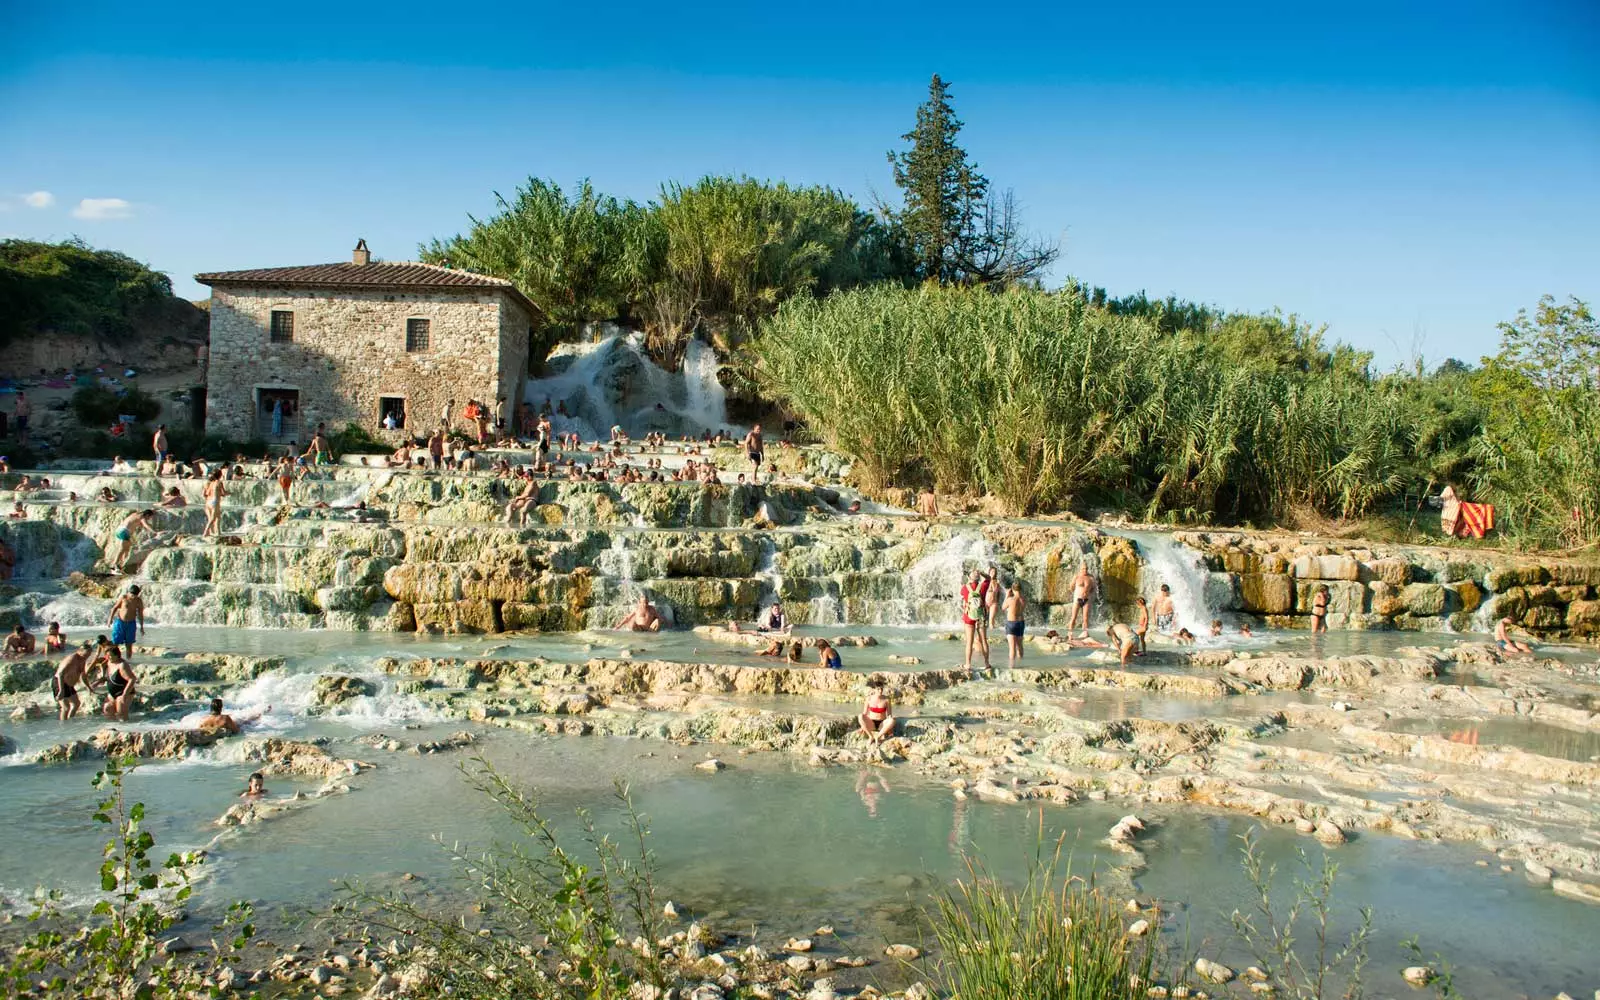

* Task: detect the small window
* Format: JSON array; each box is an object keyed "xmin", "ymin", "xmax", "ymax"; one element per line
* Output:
[
  {"xmin": 379, "ymin": 397, "xmax": 406, "ymax": 430},
  {"xmin": 269, "ymin": 310, "xmax": 295, "ymax": 344},
  {"xmin": 406, "ymin": 318, "xmax": 431, "ymax": 352}
]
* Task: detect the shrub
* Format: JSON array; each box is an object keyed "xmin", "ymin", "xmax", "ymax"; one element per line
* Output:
[
  {"xmin": 922, "ymin": 844, "xmax": 1158, "ymax": 1000},
  {"xmin": 1, "ymin": 756, "xmax": 255, "ymax": 999},
  {"xmin": 70, "ymin": 385, "xmax": 161, "ymax": 429},
  {"xmin": 333, "ymin": 758, "xmax": 668, "ymax": 1000}
]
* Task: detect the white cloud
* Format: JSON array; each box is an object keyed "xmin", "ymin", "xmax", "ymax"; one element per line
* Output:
[
  {"xmin": 72, "ymin": 197, "xmax": 134, "ymax": 220},
  {"xmin": 23, "ymin": 191, "xmax": 55, "ymax": 209}
]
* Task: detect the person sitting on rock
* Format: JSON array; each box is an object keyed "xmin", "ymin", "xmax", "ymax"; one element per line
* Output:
[
  {"xmin": 158, "ymin": 486, "xmax": 187, "ymax": 508},
  {"xmin": 45, "ymin": 621, "xmax": 64, "ymax": 652},
  {"xmin": 759, "ymin": 602, "xmax": 788, "ymax": 633},
  {"xmin": 616, "ymin": 595, "xmax": 663, "ymax": 632},
  {"xmin": 4, "ymin": 623, "xmax": 36, "ymax": 658},
  {"xmin": 859, "ymin": 677, "xmax": 895, "ymax": 744},
  {"xmin": 817, "ymin": 638, "xmax": 842, "ymax": 671},
  {"xmin": 1495, "ymin": 616, "xmax": 1534, "ymax": 656},
  {"xmin": 7, "ymin": 501, "xmax": 23, "ymax": 520},
  {"xmin": 505, "ymin": 476, "xmax": 539, "ymax": 526}
]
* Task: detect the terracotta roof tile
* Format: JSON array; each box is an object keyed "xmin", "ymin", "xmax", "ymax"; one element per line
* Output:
[{"xmin": 195, "ymin": 262, "xmax": 541, "ymax": 317}]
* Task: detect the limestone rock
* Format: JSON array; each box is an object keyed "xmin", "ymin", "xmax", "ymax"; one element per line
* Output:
[
  {"xmin": 1314, "ymin": 820, "xmax": 1346, "ymax": 845},
  {"xmin": 884, "ymin": 944, "xmax": 920, "ymax": 960},
  {"xmin": 1401, "ymin": 966, "xmax": 1435, "ymax": 987},
  {"xmin": 695, "ymin": 758, "xmax": 727, "ymax": 772},
  {"xmin": 312, "ymin": 674, "xmax": 378, "ymax": 707},
  {"xmin": 1551, "ymin": 878, "xmax": 1600, "ymax": 905},
  {"xmin": 1127, "ymin": 919, "xmax": 1151, "ymax": 937},
  {"xmin": 1194, "ymin": 957, "xmax": 1235, "ymax": 984}
]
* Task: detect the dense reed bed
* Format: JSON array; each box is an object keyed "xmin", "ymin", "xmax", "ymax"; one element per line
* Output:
[{"xmin": 753, "ymin": 285, "xmax": 1599, "ymax": 547}]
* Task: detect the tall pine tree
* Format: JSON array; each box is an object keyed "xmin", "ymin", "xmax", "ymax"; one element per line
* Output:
[
  {"xmin": 887, "ymin": 74, "xmax": 987, "ymax": 284},
  {"xmin": 887, "ymin": 75, "xmax": 1057, "ymax": 287}
]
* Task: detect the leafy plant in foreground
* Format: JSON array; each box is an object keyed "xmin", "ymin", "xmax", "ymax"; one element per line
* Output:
[
  {"xmin": 334, "ymin": 757, "xmax": 667, "ymax": 1000},
  {"xmin": 1230, "ymin": 827, "xmax": 1372, "ymax": 1000},
  {"xmin": 1, "ymin": 755, "xmax": 255, "ymax": 999}
]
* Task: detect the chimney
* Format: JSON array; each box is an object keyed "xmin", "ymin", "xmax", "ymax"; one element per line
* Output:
[{"xmin": 352, "ymin": 239, "xmax": 371, "ymax": 266}]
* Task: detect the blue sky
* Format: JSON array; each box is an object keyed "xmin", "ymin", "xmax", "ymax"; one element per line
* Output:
[{"xmin": 2, "ymin": 0, "xmax": 1597, "ymax": 366}]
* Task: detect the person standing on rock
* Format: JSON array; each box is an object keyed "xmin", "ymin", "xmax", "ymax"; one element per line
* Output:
[
  {"xmin": 100, "ymin": 647, "xmax": 137, "ymax": 722},
  {"xmin": 1003, "ymin": 583, "xmax": 1026, "ymax": 667},
  {"xmin": 202, "ymin": 468, "xmax": 226, "ymax": 537},
  {"xmin": 742, "ymin": 424, "xmax": 764, "ymax": 477},
  {"xmin": 152, "ymin": 423, "xmax": 169, "ymax": 469},
  {"xmin": 1067, "ymin": 562, "xmax": 1096, "ymax": 639},
  {"xmin": 1311, "ymin": 585, "xmax": 1330, "ymax": 634},
  {"xmin": 984, "ymin": 564, "xmax": 1002, "ymax": 630},
  {"xmin": 12, "ymin": 390, "xmax": 31, "ymax": 444},
  {"xmin": 427, "ymin": 428, "xmax": 446, "ymax": 471},
  {"xmin": 960, "ymin": 568, "xmax": 993, "ymax": 675},
  {"xmin": 1152, "ymin": 585, "xmax": 1175, "ymax": 633},
  {"xmin": 52, "ymin": 641, "xmax": 101, "ymax": 720},
  {"xmin": 441, "ymin": 398, "xmax": 455, "ymax": 433},
  {"xmin": 1134, "ymin": 597, "xmax": 1150, "ymax": 655},
  {"xmin": 107, "ymin": 584, "xmax": 146, "ymax": 661},
  {"xmin": 917, "ymin": 488, "xmax": 938, "ymax": 518}
]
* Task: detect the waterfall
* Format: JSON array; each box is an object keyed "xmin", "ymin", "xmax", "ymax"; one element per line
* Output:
[
  {"xmin": 523, "ymin": 331, "xmax": 739, "ymax": 441},
  {"xmin": 597, "ymin": 534, "xmax": 640, "ymax": 604},
  {"xmin": 754, "ymin": 536, "xmax": 783, "ymax": 607},
  {"xmin": 1129, "ymin": 532, "xmax": 1218, "ymax": 633},
  {"xmin": 681, "ymin": 338, "xmax": 729, "ymax": 437}
]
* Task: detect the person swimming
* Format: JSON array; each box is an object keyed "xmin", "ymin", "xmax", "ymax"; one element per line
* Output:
[{"xmin": 240, "ymin": 772, "xmax": 267, "ymax": 799}]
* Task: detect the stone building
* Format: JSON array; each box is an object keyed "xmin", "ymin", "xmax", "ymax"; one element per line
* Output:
[{"xmin": 196, "ymin": 241, "xmax": 542, "ymax": 442}]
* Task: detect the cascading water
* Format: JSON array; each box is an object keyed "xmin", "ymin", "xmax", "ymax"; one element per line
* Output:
[
  {"xmin": 877, "ymin": 531, "xmax": 1003, "ymax": 626},
  {"xmin": 753, "ymin": 536, "xmax": 783, "ymax": 609},
  {"xmin": 598, "ymin": 534, "xmax": 640, "ymax": 605},
  {"xmin": 1127, "ymin": 532, "xmax": 1219, "ymax": 633},
  {"xmin": 523, "ymin": 331, "xmax": 739, "ymax": 441}
]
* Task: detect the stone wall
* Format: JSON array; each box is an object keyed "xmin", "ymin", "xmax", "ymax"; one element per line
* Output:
[
  {"xmin": 204, "ymin": 285, "xmax": 524, "ymax": 440},
  {"xmin": 1178, "ymin": 530, "xmax": 1600, "ymax": 636}
]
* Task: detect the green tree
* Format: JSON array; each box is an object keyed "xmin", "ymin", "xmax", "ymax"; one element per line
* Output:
[
  {"xmin": 1489, "ymin": 294, "xmax": 1598, "ymax": 390},
  {"xmin": 420, "ymin": 178, "xmax": 645, "ymax": 349},
  {"xmin": 0, "ymin": 238, "xmax": 191, "ymax": 347},
  {"xmin": 887, "ymin": 75, "xmax": 1056, "ymax": 286}
]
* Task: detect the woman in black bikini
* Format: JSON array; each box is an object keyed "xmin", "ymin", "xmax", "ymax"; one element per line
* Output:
[{"xmin": 101, "ymin": 648, "xmax": 136, "ymax": 721}]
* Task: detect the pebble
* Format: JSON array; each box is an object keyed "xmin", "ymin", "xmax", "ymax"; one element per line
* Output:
[
  {"xmin": 1401, "ymin": 965, "xmax": 1435, "ymax": 987},
  {"xmin": 884, "ymin": 944, "xmax": 920, "ymax": 960},
  {"xmin": 663, "ymin": 901, "xmax": 680, "ymax": 919},
  {"xmin": 786, "ymin": 938, "xmax": 814, "ymax": 952},
  {"xmin": 786, "ymin": 954, "xmax": 815, "ymax": 972},
  {"xmin": 1313, "ymin": 820, "xmax": 1346, "ymax": 845},
  {"xmin": 695, "ymin": 758, "xmax": 727, "ymax": 772},
  {"xmin": 1523, "ymin": 859, "xmax": 1553, "ymax": 884},
  {"xmin": 1127, "ymin": 919, "xmax": 1151, "ymax": 937},
  {"xmin": 309, "ymin": 965, "xmax": 334, "ymax": 985}
]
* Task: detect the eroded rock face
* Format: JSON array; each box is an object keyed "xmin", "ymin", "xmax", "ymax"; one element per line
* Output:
[
  {"xmin": 34, "ymin": 726, "xmax": 220, "ymax": 763},
  {"xmin": 0, "ymin": 659, "xmax": 52, "ymax": 695},
  {"xmin": 312, "ymin": 674, "xmax": 378, "ymax": 707}
]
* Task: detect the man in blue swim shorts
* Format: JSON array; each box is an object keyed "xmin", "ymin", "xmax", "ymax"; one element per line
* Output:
[{"xmin": 107, "ymin": 584, "xmax": 146, "ymax": 660}]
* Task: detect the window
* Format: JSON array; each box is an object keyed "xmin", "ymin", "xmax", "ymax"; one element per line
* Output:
[
  {"xmin": 379, "ymin": 396, "xmax": 406, "ymax": 430},
  {"xmin": 269, "ymin": 310, "xmax": 295, "ymax": 344},
  {"xmin": 406, "ymin": 318, "xmax": 431, "ymax": 352}
]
